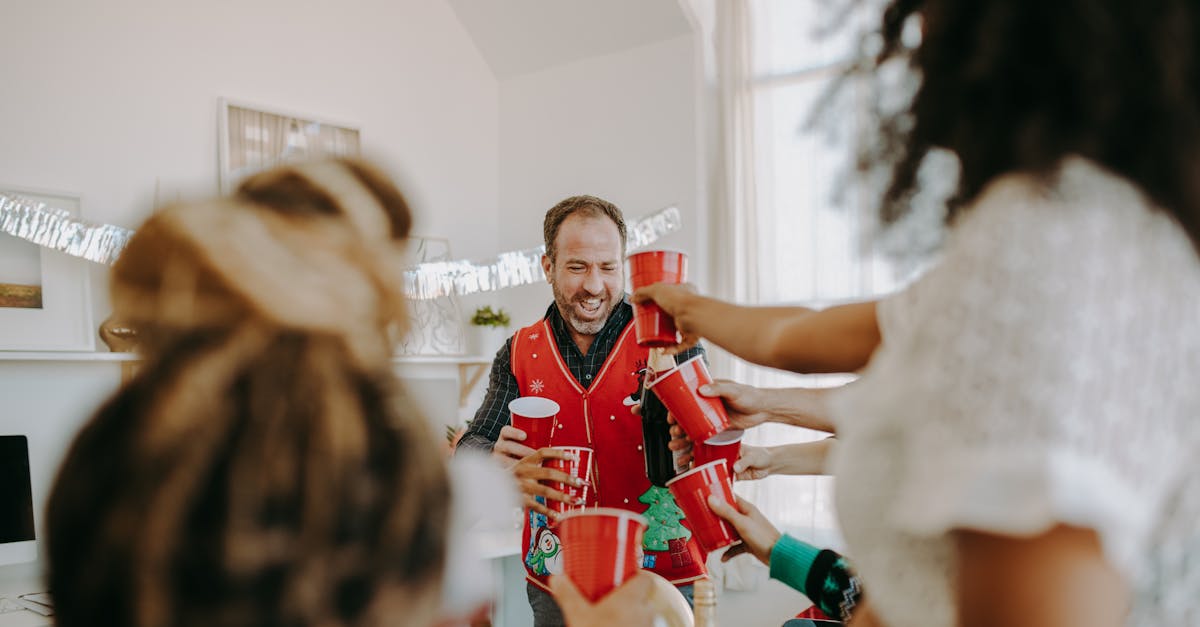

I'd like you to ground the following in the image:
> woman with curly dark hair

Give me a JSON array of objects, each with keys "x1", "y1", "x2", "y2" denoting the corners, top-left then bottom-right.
[
  {"x1": 635, "y1": 2, "x2": 1200, "y2": 626},
  {"x1": 830, "y1": 3, "x2": 1200, "y2": 626},
  {"x1": 44, "y1": 159, "x2": 453, "y2": 627}
]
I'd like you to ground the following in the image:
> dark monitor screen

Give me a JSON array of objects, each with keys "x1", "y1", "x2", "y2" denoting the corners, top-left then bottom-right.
[{"x1": 0, "y1": 435, "x2": 36, "y2": 544}]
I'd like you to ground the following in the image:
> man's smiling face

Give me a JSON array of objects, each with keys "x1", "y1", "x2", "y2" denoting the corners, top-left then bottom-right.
[{"x1": 543, "y1": 213, "x2": 624, "y2": 338}]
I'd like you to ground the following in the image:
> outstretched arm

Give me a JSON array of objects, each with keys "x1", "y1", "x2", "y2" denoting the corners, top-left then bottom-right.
[
  {"x1": 701, "y1": 381, "x2": 836, "y2": 432},
  {"x1": 668, "y1": 382, "x2": 839, "y2": 470},
  {"x1": 733, "y1": 439, "x2": 834, "y2": 479},
  {"x1": 632, "y1": 285, "x2": 879, "y2": 374}
]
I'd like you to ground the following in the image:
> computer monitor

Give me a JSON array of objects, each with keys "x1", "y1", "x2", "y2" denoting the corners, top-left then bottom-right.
[{"x1": 0, "y1": 435, "x2": 37, "y2": 566}]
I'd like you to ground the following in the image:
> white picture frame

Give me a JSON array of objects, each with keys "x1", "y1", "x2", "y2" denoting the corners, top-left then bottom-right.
[
  {"x1": 0, "y1": 187, "x2": 94, "y2": 351},
  {"x1": 218, "y1": 98, "x2": 362, "y2": 194}
]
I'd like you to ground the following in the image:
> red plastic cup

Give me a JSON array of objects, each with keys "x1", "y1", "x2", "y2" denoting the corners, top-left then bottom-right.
[
  {"x1": 627, "y1": 250, "x2": 688, "y2": 347},
  {"x1": 509, "y1": 396, "x2": 560, "y2": 451},
  {"x1": 544, "y1": 446, "x2": 596, "y2": 515},
  {"x1": 647, "y1": 355, "x2": 730, "y2": 444},
  {"x1": 665, "y1": 460, "x2": 740, "y2": 554},
  {"x1": 628, "y1": 249, "x2": 688, "y2": 281},
  {"x1": 692, "y1": 429, "x2": 744, "y2": 475},
  {"x1": 558, "y1": 508, "x2": 648, "y2": 602}
]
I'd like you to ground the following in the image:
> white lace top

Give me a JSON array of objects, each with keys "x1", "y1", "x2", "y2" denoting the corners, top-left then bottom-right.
[
  {"x1": 1131, "y1": 461, "x2": 1200, "y2": 626},
  {"x1": 828, "y1": 158, "x2": 1200, "y2": 627}
]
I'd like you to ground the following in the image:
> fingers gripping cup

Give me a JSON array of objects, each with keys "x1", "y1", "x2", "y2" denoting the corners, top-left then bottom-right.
[
  {"x1": 508, "y1": 397, "x2": 560, "y2": 451},
  {"x1": 544, "y1": 446, "x2": 596, "y2": 515},
  {"x1": 666, "y1": 460, "x2": 740, "y2": 554},
  {"x1": 692, "y1": 429, "x2": 744, "y2": 474},
  {"x1": 628, "y1": 250, "x2": 688, "y2": 347},
  {"x1": 647, "y1": 355, "x2": 731, "y2": 444},
  {"x1": 558, "y1": 508, "x2": 649, "y2": 602}
]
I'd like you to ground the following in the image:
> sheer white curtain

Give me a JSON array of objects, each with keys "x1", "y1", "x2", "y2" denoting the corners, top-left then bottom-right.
[
  {"x1": 710, "y1": 0, "x2": 901, "y2": 551},
  {"x1": 709, "y1": 0, "x2": 759, "y2": 309}
]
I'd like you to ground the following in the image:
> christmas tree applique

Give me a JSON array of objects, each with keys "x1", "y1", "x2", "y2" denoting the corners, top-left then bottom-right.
[{"x1": 638, "y1": 485, "x2": 692, "y2": 552}]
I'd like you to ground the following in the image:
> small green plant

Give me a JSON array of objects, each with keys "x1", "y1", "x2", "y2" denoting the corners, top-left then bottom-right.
[{"x1": 470, "y1": 305, "x2": 511, "y2": 328}]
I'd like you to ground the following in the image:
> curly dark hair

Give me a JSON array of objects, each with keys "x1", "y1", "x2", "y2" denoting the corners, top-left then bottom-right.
[{"x1": 874, "y1": 0, "x2": 1200, "y2": 251}]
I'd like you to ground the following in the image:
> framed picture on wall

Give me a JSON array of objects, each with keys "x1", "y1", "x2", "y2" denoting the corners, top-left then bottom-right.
[
  {"x1": 218, "y1": 98, "x2": 361, "y2": 193},
  {"x1": 0, "y1": 187, "x2": 94, "y2": 351}
]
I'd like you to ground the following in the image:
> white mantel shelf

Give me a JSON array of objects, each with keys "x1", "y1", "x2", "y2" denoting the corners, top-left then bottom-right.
[
  {"x1": 393, "y1": 355, "x2": 493, "y2": 365},
  {"x1": 0, "y1": 351, "x2": 492, "y2": 364},
  {"x1": 0, "y1": 351, "x2": 139, "y2": 361},
  {"x1": 0, "y1": 351, "x2": 493, "y2": 407}
]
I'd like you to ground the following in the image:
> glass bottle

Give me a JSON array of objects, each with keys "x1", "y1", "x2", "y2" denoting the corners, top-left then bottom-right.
[{"x1": 641, "y1": 349, "x2": 677, "y2": 486}]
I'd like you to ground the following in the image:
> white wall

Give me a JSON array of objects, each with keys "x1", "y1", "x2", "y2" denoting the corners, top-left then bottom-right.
[
  {"x1": 0, "y1": 362, "x2": 122, "y2": 554},
  {"x1": 0, "y1": 0, "x2": 499, "y2": 326},
  {"x1": 488, "y1": 34, "x2": 707, "y2": 329},
  {"x1": 0, "y1": 0, "x2": 499, "y2": 584}
]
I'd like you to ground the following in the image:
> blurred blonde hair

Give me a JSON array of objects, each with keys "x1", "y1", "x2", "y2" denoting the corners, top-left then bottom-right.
[{"x1": 46, "y1": 159, "x2": 449, "y2": 627}]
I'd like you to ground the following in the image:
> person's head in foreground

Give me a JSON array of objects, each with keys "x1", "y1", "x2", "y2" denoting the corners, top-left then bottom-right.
[
  {"x1": 45, "y1": 159, "x2": 451, "y2": 627},
  {"x1": 874, "y1": 0, "x2": 1200, "y2": 249}
]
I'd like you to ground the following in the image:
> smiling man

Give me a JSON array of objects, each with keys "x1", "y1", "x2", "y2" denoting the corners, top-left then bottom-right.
[{"x1": 456, "y1": 195, "x2": 706, "y2": 626}]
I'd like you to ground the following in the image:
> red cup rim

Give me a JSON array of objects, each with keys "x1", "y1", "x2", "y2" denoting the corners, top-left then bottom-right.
[
  {"x1": 627, "y1": 248, "x2": 688, "y2": 260},
  {"x1": 665, "y1": 459, "x2": 729, "y2": 487},
  {"x1": 557, "y1": 507, "x2": 649, "y2": 528},
  {"x1": 703, "y1": 429, "x2": 744, "y2": 445},
  {"x1": 643, "y1": 367, "x2": 674, "y2": 390},
  {"x1": 549, "y1": 446, "x2": 594, "y2": 455},
  {"x1": 508, "y1": 396, "x2": 560, "y2": 418},
  {"x1": 645, "y1": 354, "x2": 705, "y2": 390}
]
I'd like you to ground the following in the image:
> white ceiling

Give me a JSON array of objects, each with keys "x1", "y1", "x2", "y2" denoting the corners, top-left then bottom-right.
[{"x1": 446, "y1": 0, "x2": 694, "y2": 78}]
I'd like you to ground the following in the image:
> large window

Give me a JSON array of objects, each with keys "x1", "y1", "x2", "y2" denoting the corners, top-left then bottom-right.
[
  {"x1": 753, "y1": 0, "x2": 897, "y2": 304},
  {"x1": 730, "y1": 0, "x2": 902, "y2": 549}
]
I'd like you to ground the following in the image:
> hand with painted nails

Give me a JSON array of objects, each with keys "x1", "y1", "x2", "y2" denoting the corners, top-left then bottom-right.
[{"x1": 512, "y1": 447, "x2": 588, "y2": 520}]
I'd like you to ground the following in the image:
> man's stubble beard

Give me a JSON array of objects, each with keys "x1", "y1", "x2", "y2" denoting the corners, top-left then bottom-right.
[{"x1": 551, "y1": 280, "x2": 614, "y2": 337}]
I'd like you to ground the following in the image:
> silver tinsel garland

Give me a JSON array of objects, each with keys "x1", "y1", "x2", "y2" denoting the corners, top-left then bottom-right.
[
  {"x1": 402, "y1": 205, "x2": 682, "y2": 299},
  {"x1": 0, "y1": 193, "x2": 134, "y2": 265},
  {"x1": 1, "y1": 192, "x2": 683, "y2": 300}
]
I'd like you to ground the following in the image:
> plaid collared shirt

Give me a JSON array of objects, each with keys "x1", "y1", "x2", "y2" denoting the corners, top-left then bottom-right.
[{"x1": 456, "y1": 296, "x2": 704, "y2": 453}]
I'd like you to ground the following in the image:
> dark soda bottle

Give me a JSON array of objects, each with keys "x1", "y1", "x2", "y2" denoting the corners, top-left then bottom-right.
[{"x1": 642, "y1": 350, "x2": 678, "y2": 486}]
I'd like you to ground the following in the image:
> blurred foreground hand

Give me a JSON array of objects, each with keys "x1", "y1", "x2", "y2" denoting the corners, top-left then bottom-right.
[{"x1": 551, "y1": 571, "x2": 692, "y2": 627}]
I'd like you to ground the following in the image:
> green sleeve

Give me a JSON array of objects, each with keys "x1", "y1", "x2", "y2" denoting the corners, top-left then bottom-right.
[
  {"x1": 768, "y1": 533, "x2": 823, "y2": 593},
  {"x1": 768, "y1": 534, "x2": 863, "y2": 622}
]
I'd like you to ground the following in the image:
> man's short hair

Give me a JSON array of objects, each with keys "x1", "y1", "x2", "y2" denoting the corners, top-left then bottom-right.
[{"x1": 543, "y1": 195, "x2": 627, "y2": 263}]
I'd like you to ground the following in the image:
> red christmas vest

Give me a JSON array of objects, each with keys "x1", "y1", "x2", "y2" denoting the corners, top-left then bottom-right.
[{"x1": 512, "y1": 318, "x2": 707, "y2": 592}]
